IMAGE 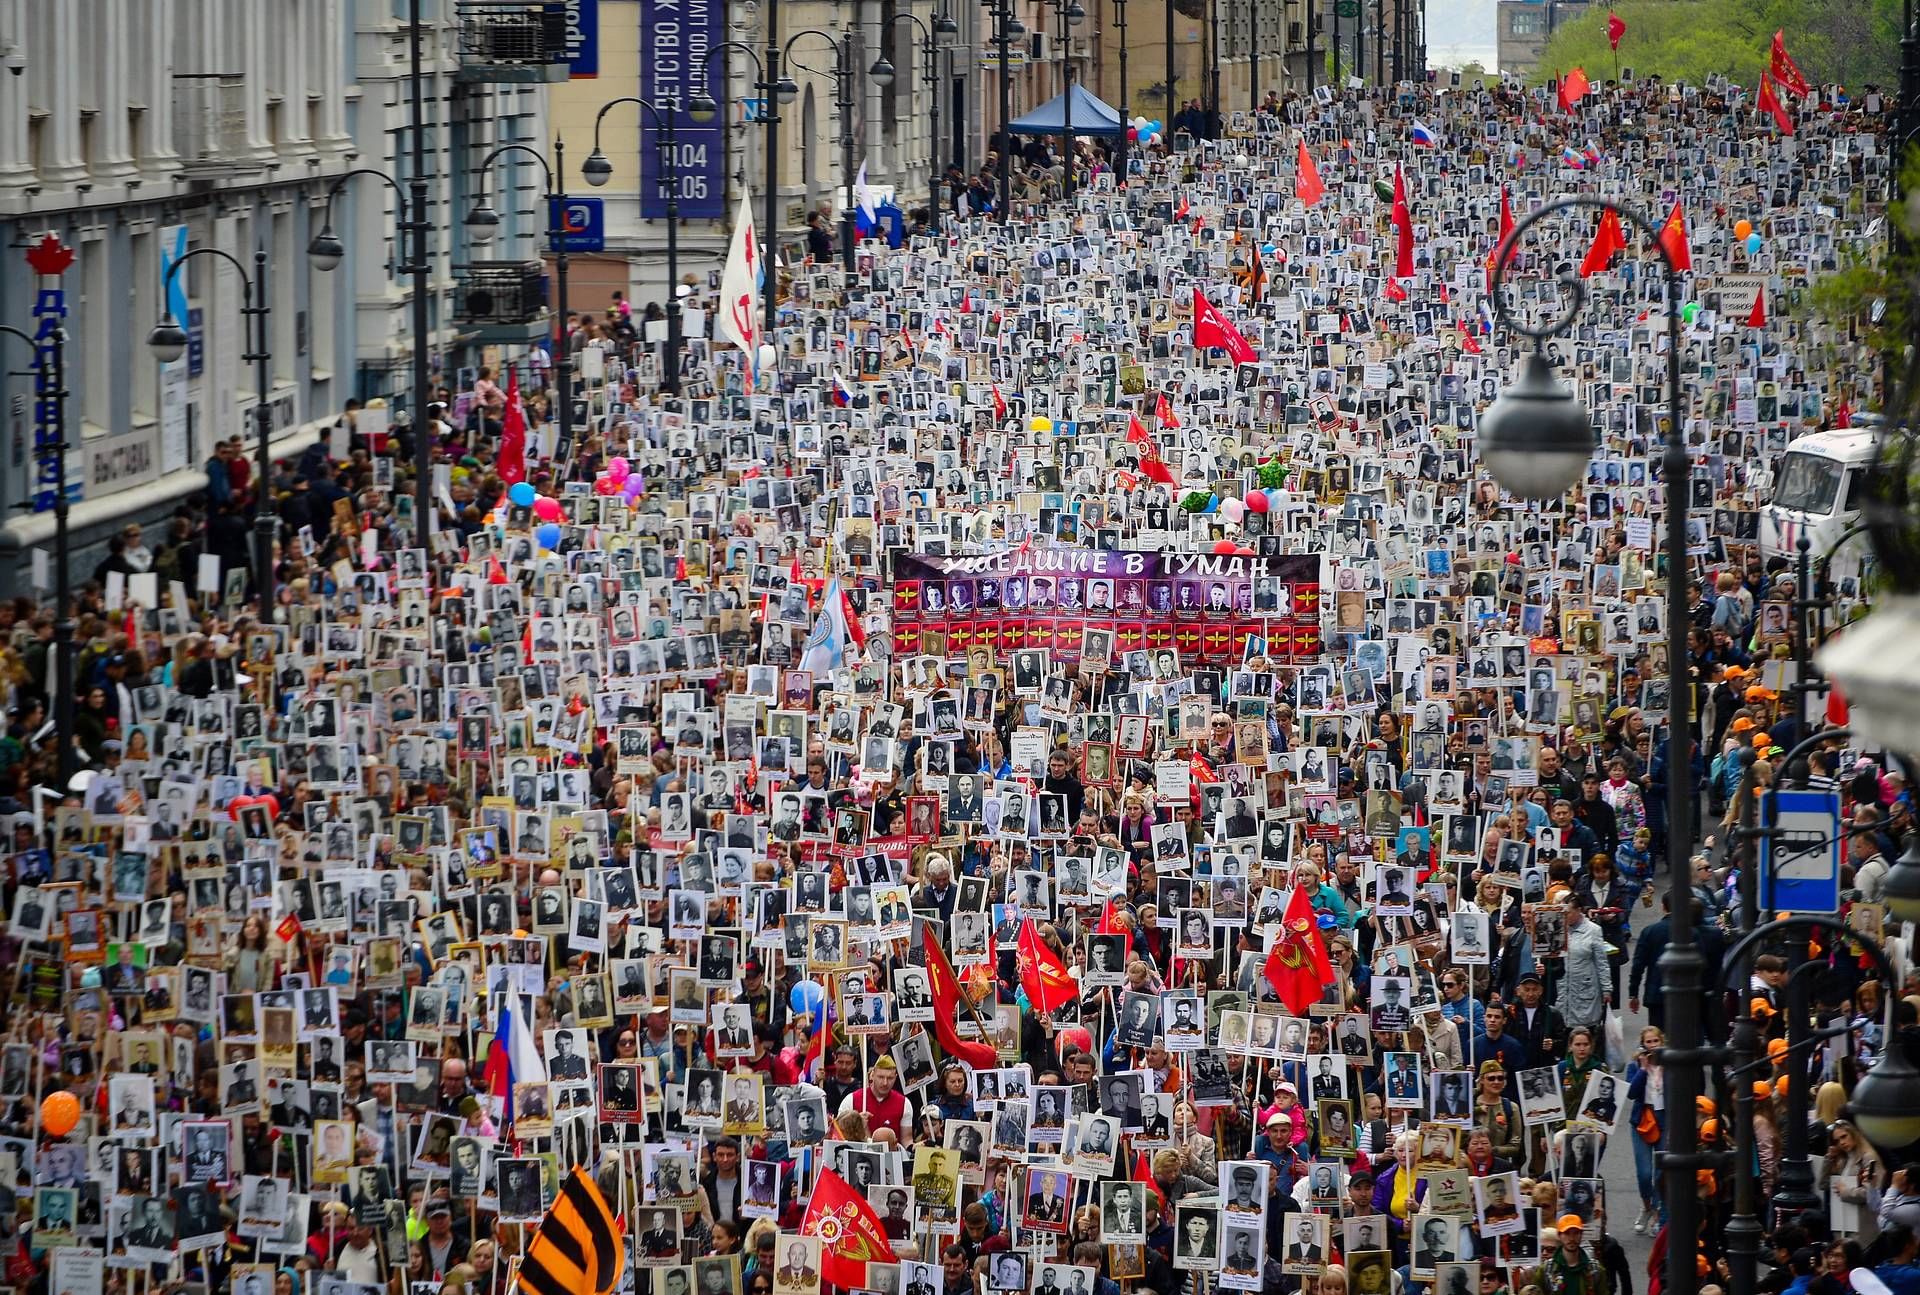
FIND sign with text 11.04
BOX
[1758,788,1842,915]
[639,0,724,220]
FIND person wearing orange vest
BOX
[837,1055,915,1142]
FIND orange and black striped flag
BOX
[518,1166,624,1295]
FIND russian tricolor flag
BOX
[484,990,548,1128]
[1410,120,1438,148]
[830,372,853,408]
[1561,146,1588,169]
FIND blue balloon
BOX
[534,522,562,550]
[508,481,536,507]
[789,980,826,1017]
[1747,232,1763,254]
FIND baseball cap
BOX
[1556,1214,1585,1232]
[1517,972,1543,986]
[1730,717,1757,733]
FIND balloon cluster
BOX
[1128,116,1165,147]
[1174,485,1277,556]
[505,480,567,551]
[1733,218,1763,255]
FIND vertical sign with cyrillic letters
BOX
[640,0,725,220]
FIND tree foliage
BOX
[1532,0,1903,90]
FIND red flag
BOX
[1457,321,1482,354]
[1132,1150,1165,1215]
[1097,900,1133,963]
[1262,886,1334,1015]
[1192,289,1258,365]
[1391,165,1415,280]
[1156,392,1181,429]
[1175,195,1189,221]
[1828,679,1851,727]
[1838,400,1854,428]
[1016,919,1077,1013]
[922,936,1000,1069]
[800,1168,895,1290]
[992,384,1007,422]
[1558,68,1590,112]
[1139,454,1176,486]
[497,370,528,486]
[1757,72,1795,134]
[1607,11,1626,49]
[1126,413,1152,445]
[1485,185,1516,289]
[487,554,510,585]
[1579,207,1628,278]
[1771,30,1811,97]
[1657,201,1692,273]
[1295,140,1324,207]
[1746,286,1767,328]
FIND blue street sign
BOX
[549,197,605,253]
[1759,788,1843,915]
[547,0,599,78]
[742,98,769,123]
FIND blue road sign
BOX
[549,197,605,253]
[1759,788,1843,915]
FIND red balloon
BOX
[593,477,619,496]
[1212,539,1238,555]
[532,497,563,522]
[1128,127,1139,141]
[227,793,280,823]
[1244,490,1270,513]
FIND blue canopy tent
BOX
[1007,83,1126,137]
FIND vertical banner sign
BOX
[25,235,78,513]
[640,0,725,220]
[550,0,599,77]
[159,224,192,475]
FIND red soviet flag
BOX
[1757,72,1795,135]
[1558,67,1590,112]
[1017,919,1077,1014]
[1262,886,1334,1015]
[1485,184,1516,289]
[921,936,999,1069]
[1192,289,1258,365]
[1746,285,1768,328]
[1579,207,1627,278]
[801,1168,895,1290]
[497,369,528,486]
[1295,140,1324,207]
[1771,30,1811,97]
[1657,201,1693,273]
[1391,164,1415,280]
[1607,11,1626,49]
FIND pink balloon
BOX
[607,456,630,482]
[532,496,563,522]
[1244,489,1270,513]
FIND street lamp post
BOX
[307,166,432,538]
[1113,0,1130,183]
[1477,193,1698,1295]
[1,314,72,786]
[582,97,683,394]
[990,0,1023,223]
[780,29,860,271]
[689,43,778,331]
[150,248,276,614]
[1050,0,1087,199]
[1165,0,1177,128]
[466,141,574,452]
[406,0,432,544]
[870,8,958,232]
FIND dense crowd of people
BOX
[0,60,1907,1295]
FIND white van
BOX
[1761,422,1883,567]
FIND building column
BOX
[92,0,139,180]
[37,0,88,185]
[317,0,353,154]
[234,0,275,162]
[0,0,34,194]
[143,0,183,175]
[278,0,317,158]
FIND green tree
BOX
[1532,0,1903,89]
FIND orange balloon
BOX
[1734,219,1752,239]
[40,1090,81,1138]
